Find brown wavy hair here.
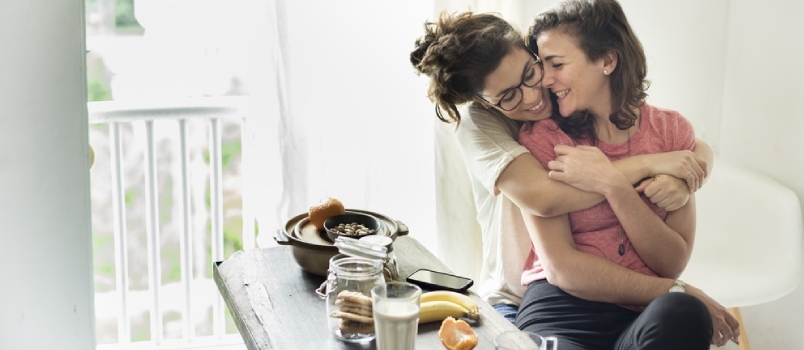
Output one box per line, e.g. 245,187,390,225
410,11,526,124
528,0,650,143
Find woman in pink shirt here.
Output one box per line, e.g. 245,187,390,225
515,0,739,348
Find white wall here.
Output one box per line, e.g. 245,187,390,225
0,1,96,349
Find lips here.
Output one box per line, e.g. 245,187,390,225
527,98,544,112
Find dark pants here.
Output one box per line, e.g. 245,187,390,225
516,280,712,350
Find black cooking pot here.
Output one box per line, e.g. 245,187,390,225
274,209,408,277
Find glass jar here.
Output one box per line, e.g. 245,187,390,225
323,254,385,343
359,235,399,282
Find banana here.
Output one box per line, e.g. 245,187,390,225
421,291,479,315
418,300,479,324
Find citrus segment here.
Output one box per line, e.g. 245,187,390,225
438,316,478,350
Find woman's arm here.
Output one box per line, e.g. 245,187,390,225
499,139,709,218
604,171,697,278
498,150,703,217
524,211,739,346
549,145,696,278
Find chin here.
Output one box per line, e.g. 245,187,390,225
559,107,575,118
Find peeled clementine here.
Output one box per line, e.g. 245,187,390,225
308,197,346,230
438,316,478,350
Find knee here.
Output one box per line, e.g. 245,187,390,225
653,293,712,329
651,292,713,344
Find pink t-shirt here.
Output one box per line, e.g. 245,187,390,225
518,103,696,289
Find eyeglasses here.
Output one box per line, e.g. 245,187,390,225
477,56,544,111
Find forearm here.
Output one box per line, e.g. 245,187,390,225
603,178,693,278
692,138,714,185
500,153,651,218
553,249,676,305
498,153,602,217
524,211,675,305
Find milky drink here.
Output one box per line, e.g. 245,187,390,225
373,299,419,350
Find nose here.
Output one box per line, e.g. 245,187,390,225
521,85,543,105
541,67,556,89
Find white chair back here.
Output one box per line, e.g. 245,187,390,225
681,161,803,307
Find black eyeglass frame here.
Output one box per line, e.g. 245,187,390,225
476,53,544,112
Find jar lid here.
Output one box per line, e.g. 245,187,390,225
359,235,394,252
334,236,387,260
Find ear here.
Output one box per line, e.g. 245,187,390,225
601,50,618,75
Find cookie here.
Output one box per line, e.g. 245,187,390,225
339,319,375,334
337,304,374,317
335,299,373,313
330,311,373,324
336,290,372,306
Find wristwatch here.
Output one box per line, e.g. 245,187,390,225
669,279,686,293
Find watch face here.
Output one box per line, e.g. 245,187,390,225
670,286,685,293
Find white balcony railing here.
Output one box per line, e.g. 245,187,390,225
89,96,254,349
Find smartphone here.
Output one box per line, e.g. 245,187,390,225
406,268,473,293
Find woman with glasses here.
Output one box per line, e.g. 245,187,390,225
512,0,740,348
409,9,719,330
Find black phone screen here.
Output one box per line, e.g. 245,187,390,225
406,269,473,292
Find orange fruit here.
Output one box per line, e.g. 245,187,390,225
438,316,478,350
308,197,346,230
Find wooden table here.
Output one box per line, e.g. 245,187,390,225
213,235,520,349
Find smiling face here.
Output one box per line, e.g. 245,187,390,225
536,29,615,119
478,48,552,122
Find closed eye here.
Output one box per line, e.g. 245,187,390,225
501,91,518,103
524,68,536,80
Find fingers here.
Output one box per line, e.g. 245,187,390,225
725,311,741,341
716,319,734,347
553,144,574,156
641,181,660,198
689,153,705,179
656,196,679,211
684,172,699,194
711,326,723,346
547,159,566,173
548,170,566,183
698,158,709,179
635,178,652,192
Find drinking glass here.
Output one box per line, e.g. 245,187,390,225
494,330,558,350
371,282,422,350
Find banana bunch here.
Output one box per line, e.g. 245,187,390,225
418,291,480,324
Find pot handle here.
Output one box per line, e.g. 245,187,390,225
395,220,409,236
274,228,292,245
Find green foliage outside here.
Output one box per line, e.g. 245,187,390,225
87,54,112,102
114,0,143,32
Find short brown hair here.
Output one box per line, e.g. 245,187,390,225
411,11,526,124
528,0,649,142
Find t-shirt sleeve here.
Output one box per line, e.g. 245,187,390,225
670,110,696,152
518,120,564,169
455,104,529,195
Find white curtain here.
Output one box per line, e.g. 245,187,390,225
246,0,527,285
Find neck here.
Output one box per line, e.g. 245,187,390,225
593,105,641,144
594,117,633,144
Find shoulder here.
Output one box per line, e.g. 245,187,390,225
458,103,520,139
642,104,690,125
641,103,694,132
639,103,696,151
